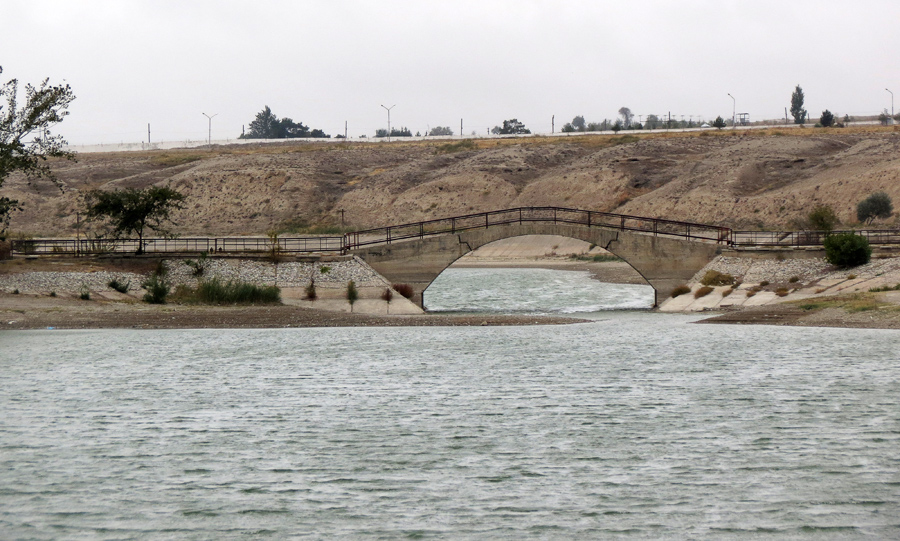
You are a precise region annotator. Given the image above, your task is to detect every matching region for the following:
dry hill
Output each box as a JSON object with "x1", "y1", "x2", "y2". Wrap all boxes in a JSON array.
[{"x1": 4, "y1": 128, "x2": 899, "y2": 238}]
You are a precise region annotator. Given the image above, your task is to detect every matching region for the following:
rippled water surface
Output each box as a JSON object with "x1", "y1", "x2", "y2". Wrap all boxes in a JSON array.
[
  {"x1": 426, "y1": 267, "x2": 655, "y2": 313},
  {"x1": 2, "y1": 271, "x2": 900, "y2": 539}
]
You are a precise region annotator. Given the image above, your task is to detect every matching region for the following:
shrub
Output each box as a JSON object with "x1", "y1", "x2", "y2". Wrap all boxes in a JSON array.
[
  {"x1": 670, "y1": 285, "x2": 691, "y2": 298},
  {"x1": 847, "y1": 274, "x2": 857, "y2": 280},
  {"x1": 824, "y1": 232, "x2": 871, "y2": 267},
  {"x1": 142, "y1": 272, "x2": 170, "y2": 304},
  {"x1": 437, "y1": 139, "x2": 476, "y2": 153},
  {"x1": 870, "y1": 283, "x2": 900, "y2": 292},
  {"x1": 12, "y1": 288, "x2": 19, "y2": 294},
  {"x1": 759, "y1": 280, "x2": 770, "y2": 287},
  {"x1": 700, "y1": 270, "x2": 735, "y2": 286},
  {"x1": 194, "y1": 277, "x2": 280, "y2": 304},
  {"x1": 305, "y1": 280, "x2": 317, "y2": 301},
  {"x1": 381, "y1": 287, "x2": 393, "y2": 303},
  {"x1": 722, "y1": 288, "x2": 734, "y2": 297},
  {"x1": 108, "y1": 277, "x2": 130, "y2": 293},
  {"x1": 49, "y1": 291, "x2": 57, "y2": 297},
  {"x1": 393, "y1": 283, "x2": 414, "y2": 299},
  {"x1": 807, "y1": 205, "x2": 838, "y2": 231},
  {"x1": 346, "y1": 280, "x2": 358, "y2": 311},
  {"x1": 319, "y1": 266, "x2": 331, "y2": 274},
  {"x1": 184, "y1": 252, "x2": 209, "y2": 277},
  {"x1": 856, "y1": 192, "x2": 893, "y2": 224},
  {"x1": 775, "y1": 288, "x2": 789, "y2": 297},
  {"x1": 79, "y1": 284, "x2": 91, "y2": 301},
  {"x1": 789, "y1": 276, "x2": 800, "y2": 283},
  {"x1": 694, "y1": 286, "x2": 714, "y2": 298}
]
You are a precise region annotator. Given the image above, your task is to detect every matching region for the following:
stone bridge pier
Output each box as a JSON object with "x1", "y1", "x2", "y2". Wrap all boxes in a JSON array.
[{"x1": 350, "y1": 223, "x2": 722, "y2": 309}]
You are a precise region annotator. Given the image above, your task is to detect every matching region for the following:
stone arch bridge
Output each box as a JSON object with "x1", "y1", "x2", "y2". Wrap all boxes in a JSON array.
[{"x1": 345, "y1": 207, "x2": 731, "y2": 307}]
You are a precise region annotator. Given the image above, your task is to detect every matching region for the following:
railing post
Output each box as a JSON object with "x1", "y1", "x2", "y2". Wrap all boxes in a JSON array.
[
  {"x1": 451, "y1": 218, "x2": 456, "y2": 234},
  {"x1": 485, "y1": 213, "x2": 489, "y2": 229},
  {"x1": 620, "y1": 216, "x2": 625, "y2": 230},
  {"x1": 519, "y1": 208, "x2": 522, "y2": 224},
  {"x1": 587, "y1": 211, "x2": 591, "y2": 227},
  {"x1": 420, "y1": 223, "x2": 424, "y2": 238}
]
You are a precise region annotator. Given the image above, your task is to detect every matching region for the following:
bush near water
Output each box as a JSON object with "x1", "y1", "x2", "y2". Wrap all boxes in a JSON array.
[{"x1": 824, "y1": 232, "x2": 871, "y2": 267}]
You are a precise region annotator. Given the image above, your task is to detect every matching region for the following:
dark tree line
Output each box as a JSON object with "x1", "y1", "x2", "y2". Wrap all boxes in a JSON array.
[{"x1": 240, "y1": 106, "x2": 329, "y2": 139}]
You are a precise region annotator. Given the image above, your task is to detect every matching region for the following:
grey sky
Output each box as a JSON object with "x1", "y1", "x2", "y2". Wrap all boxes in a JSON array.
[{"x1": 3, "y1": 0, "x2": 898, "y2": 145}]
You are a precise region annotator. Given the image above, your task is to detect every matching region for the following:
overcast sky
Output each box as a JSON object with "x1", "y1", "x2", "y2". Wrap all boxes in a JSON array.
[{"x1": 3, "y1": 0, "x2": 898, "y2": 145}]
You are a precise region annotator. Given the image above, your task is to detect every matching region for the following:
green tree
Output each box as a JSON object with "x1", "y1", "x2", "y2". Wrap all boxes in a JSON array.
[
  {"x1": 807, "y1": 204, "x2": 838, "y2": 231},
  {"x1": 824, "y1": 232, "x2": 871, "y2": 267},
  {"x1": 571, "y1": 115, "x2": 586, "y2": 132},
  {"x1": 84, "y1": 186, "x2": 186, "y2": 254},
  {"x1": 618, "y1": 107, "x2": 633, "y2": 128},
  {"x1": 712, "y1": 116, "x2": 727, "y2": 129},
  {"x1": 819, "y1": 109, "x2": 835, "y2": 127},
  {"x1": 790, "y1": 85, "x2": 807, "y2": 124},
  {"x1": 240, "y1": 106, "x2": 328, "y2": 139},
  {"x1": 494, "y1": 119, "x2": 530, "y2": 135},
  {"x1": 0, "y1": 66, "x2": 75, "y2": 237},
  {"x1": 856, "y1": 191, "x2": 893, "y2": 224},
  {"x1": 611, "y1": 119, "x2": 623, "y2": 133},
  {"x1": 428, "y1": 126, "x2": 453, "y2": 136},
  {"x1": 561, "y1": 122, "x2": 576, "y2": 133}
]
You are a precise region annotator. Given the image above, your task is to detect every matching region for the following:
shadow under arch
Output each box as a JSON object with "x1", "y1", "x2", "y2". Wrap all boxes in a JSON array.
[{"x1": 350, "y1": 222, "x2": 721, "y2": 309}]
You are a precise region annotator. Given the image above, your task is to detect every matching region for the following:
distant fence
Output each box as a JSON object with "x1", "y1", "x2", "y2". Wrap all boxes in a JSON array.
[
  {"x1": 731, "y1": 229, "x2": 900, "y2": 247},
  {"x1": 11, "y1": 236, "x2": 344, "y2": 256}
]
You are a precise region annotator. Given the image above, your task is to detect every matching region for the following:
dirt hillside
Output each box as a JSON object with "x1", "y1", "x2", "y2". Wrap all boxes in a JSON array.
[{"x1": 5, "y1": 128, "x2": 899, "y2": 237}]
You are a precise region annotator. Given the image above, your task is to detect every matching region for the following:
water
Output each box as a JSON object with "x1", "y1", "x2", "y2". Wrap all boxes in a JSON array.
[
  {"x1": 2, "y1": 270, "x2": 900, "y2": 539},
  {"x1": 425, "y1": 267, "x2": 654, "y2": 313}
]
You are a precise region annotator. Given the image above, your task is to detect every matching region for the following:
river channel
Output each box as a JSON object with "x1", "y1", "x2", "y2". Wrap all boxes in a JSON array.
[{"x1": 2, "y1": 269, "x2": 899, "y2": 538}]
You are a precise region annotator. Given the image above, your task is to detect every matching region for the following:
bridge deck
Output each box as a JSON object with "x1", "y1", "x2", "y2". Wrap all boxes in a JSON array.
[{"x1": 10, "y1": 206, "x2": 900, "y2": 256}]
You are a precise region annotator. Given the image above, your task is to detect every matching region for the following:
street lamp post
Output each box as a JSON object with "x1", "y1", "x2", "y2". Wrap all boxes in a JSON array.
[
  {"x1": 381, "y1": 104, "x2": 395, "y2": 142},
  {"x1": 727, "y1": 93, "x2": 736, "y2": 127},
  {"x1": 202, "y1": 112, "x2": 217, "y2": 147},
  {"x1": 887, "y1": 89, "x2": 894, "y2": 123}
]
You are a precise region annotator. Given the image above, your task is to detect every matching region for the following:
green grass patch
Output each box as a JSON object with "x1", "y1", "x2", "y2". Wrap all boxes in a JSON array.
[
  {"x1": 148, "y1": 153, "x2": 205, "y2": 167},
  {"x1": 700, "y1": 270, "x2": 735, "y2": 286},
  {"x1": 870, "y1": 283, "x2": 900, "y2": 292},
  {"x1": 571, "y1": 254, "x2": 621, "y2": 263},
  {"x1": 436, "y1": 139, "x2": 477, "y2": 153},
  {"x1": 180, "y1": 277, "x2": 281, "y2": 304}
]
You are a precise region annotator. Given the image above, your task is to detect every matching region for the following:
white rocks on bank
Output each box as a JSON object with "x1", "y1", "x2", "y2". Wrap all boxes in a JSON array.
[{"x1": 0, "y1": 256, "x2": 390, "y2": 295}]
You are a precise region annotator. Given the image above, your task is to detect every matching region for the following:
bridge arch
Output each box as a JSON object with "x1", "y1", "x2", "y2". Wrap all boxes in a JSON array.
[{"x1": 350, "y1": 222, "x2": 722, "y2": 308}]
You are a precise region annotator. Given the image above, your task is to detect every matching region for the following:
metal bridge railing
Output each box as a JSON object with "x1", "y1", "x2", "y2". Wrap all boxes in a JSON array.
[
  {"x1": 342, "y1": 206, "x2": 733, "y2": 250},
  {"x1": 731, "y1": 229, "x2": 900, "y2": 247},
  {"x1": 11, "y1": 236, "x2": 344, "y2": 256}
]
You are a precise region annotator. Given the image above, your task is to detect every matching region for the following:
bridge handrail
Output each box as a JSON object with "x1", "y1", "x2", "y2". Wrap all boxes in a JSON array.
[
  {"x1": 732, "y1": 229, "x2": 900, "y2": 247},
  {"x1": 11, "y1": 235, "x2": 345, "y2": 256},
  {"x1": 343, "y1": 206, "x2": 733, "y2": 250}
]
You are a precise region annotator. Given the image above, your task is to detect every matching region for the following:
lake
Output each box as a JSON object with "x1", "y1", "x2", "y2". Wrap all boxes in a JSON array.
[{"x1": 1, "y1": 268, "x2": 898, "y2": 539}]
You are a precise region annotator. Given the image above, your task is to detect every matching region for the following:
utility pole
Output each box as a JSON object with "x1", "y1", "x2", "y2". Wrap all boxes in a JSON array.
[
  {"x1": 551, "y1": 115, "x2": 555, "y2": 134},
  {"x1": 460, "y1": 118, "x2": 463, "y2": 137},
  {"x1": 147, "y1": 123, "x2": 150, "y2": 144},
  {"x1": 887, "y1": 88, "x2": 894, "y2": 122},
  {"x1": 381, "y1": 104, "x2": 395, "y2": 142},
  {"x1": 345, "y1": 120, "x2": 348, "y2": 139},
  {"x1": 202, "y1": 112, "x2": 217, "y2": 147},
  {"x1": 727, "y1": 93, "x2": 735, "y2": 127}
]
